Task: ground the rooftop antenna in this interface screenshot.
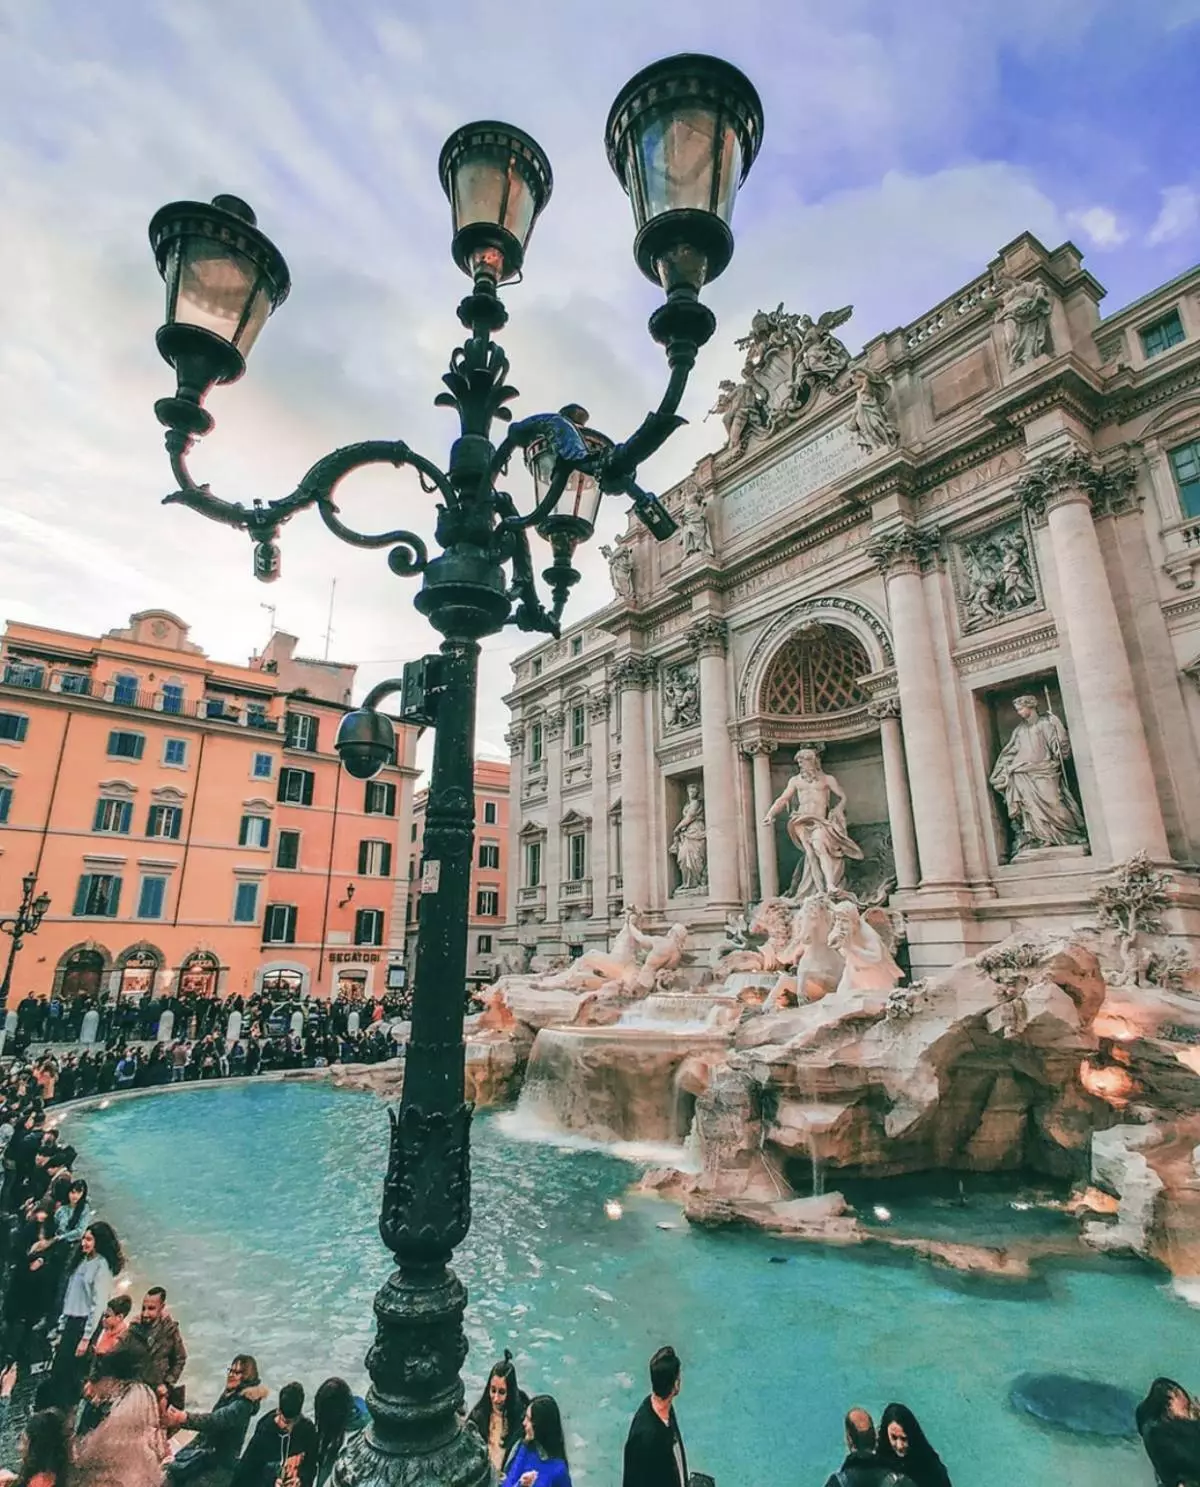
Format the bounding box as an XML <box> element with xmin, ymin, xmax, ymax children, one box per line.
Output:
<box><xmin>259</xmin><ymin>602</ymin><xmax>277</xmax><ymax>654</ymax></box>
<box><xmin>322</xmin><ymin>579</ymin><xmax>337</xmax><ymax>661</ymax></box>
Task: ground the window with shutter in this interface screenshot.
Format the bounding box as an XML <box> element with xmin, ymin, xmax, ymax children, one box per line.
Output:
<box><xmin>354</xmin><ymin>908</ymin><xmax>384</xmax><ymax>945</ymax></box>
<box><xmin>74</xmin><ymin>874</ymin><xmax>121</xmax><ymax>917</ymax></box>
<box><xmin>0</xmin><ymin>713</ymin><xmax>29</xmax><ymax>742</ymax></box>
<box><xmin>365</xmin><ymin>781</ymin><xmax>396</xmax><ymax>816</ymax></box>
<box><xmin>94</xmin><ymin>798</ymin><xmax>133</xmax><ymax>834</ymax></box>
<box><xmin>0</xmin><ymin>786</ymin><xmax>10</xmax><ymax>824</ymax></box>
<box><xmin>239</xmin><ymin>815</ymin><xmax>270</xmax><ymax>848</ymax></box>
<box><xmin>359</xmin><ymin>840</ymin><xmax>392</xmax><ymax>876</ymax></box>
<box><xmin>107</xmin><ymin>730</ymin><xmax>145</xmax><ymax>760</ymax></box>
<box><xmin>275</xmin><ymin>829</ymin><xmax>301</xmax><ymax>869</ymax></box>
<box><xmin>263</xmin><ymin>903</ymin><xmax>297</xmax><ymax>943</ymax></box>
<box><xmin>278</xmin><ymin>768</ymin><xmax>314</xmax><ymax>805</ymax></box>
<box><xmin>285</xmin><ymin>713</ymin><xmax>319</xmax><ymax>751</ymax></box>
<box><xmin>147</xmin><ymin>804</ymin><xmax>182</xmax><ymax>839</ymax></box>
<box><xmin>137</xmin><ymin>876</ymin><xmax>167</xmax><ymax>919</ymax></box>
<box><xmin>233</xmin><ymin>882</ymin><xmax>260</xmax><ymax>923</ymax></box>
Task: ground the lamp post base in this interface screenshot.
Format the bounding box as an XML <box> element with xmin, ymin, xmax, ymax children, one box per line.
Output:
<box><xmin>333</xmin><ymin>1418</ymin><xmax>490</xmax><ymax>1487</ymax></box>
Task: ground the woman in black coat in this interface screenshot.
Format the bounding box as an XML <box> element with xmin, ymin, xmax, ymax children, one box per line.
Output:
<box><xmin>1137</xmin><ymin>1377</ymin><xmax>1200</xmax><ymax>1487</ymax></box>
<box><xmin>164</xmin><ymin>1354</ymin><xmax>267</xmax><ymax>1486</ymax></box>
<box><xmin>874</xmin><ymin>1404</ymin><xmax>951</xmax><ymax>1487</ymax></box>
<box><xmin>466</xmin><ymin>1352</ymin><xmax>529</xmax><ymax>1479</ymax></box>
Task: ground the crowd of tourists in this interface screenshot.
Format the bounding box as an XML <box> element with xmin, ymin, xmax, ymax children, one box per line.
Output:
<box><xmin>10</xmin><ymin>989</ymin><xmax>411</xmax><ymax>1054</ymax></box>
<box><xmin>1</xmin><ymin>1038</ymin><xmax>1196</xmax><ymax>1486</ymax></box>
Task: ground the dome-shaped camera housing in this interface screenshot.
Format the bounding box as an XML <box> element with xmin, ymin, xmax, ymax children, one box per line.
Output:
<box><xmin>335</xmin><ymin>709</ymin><xmax>396</xmax><ymax>780</ymax></box>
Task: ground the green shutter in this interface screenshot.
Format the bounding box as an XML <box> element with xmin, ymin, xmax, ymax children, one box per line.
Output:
<box><xmin>74</xmin><ymin>876</ymin><xmax>91</xmax><ymax>915</ymax></box>
<box><xmin>302</xmin><ymin>772</ymin><xmax>314</xmax><ymax>806</ymax></box>
<box><xmin>381</xmin><ymin>842</ymin><xmax>392</xmax><ymax>877</ymax></box>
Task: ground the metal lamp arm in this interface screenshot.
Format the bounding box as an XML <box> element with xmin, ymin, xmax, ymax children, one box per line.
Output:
<box><xmin>161</xmin><ymin>436</ymin><xmax>448</xmax><ymax>579</ymax></box>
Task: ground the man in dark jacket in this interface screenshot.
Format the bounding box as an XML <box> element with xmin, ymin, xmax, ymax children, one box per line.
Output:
<box><xmin>234</xmin><ymin>1380</ymin><xmax>319</xmax><ymax>1487</ymax></box>
<box><xmin>622</xmin><ymin>1345</ymin><xmax>688</xmax><ymax>1487</ymax></box>
<box><xmin>824</xmin><ymin>1409</ymin><xmax>916</xmax><ymax>1487</ymax></box>
<box><xmin>130</xmin><ymin>1285</ymin><xmax>188</xmax><ymax>1402</ymax></box>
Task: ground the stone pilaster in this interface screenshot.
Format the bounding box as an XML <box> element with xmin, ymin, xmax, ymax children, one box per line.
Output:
<box><xmin>868</xmin><ymin>523</ymin><xmax>966</xmax><ymax>888</ymax></box>
<box><xmin>587</xmin><ymin>691</ymin><xmax>611</xmax><ymax>924</ymax></box>
<box><xmin>867</xmin><ymin>697</ymin><xmax>919</xmax><ymax>890</ymax></box>
<box><xmin>688</xmin><ymin>619</ymin><xmax>740</xmax><ymax>908</ymax></box>
<box><xmin>611</xmin><ymin>656</ymin><xmax>657</xmax><ymax>915</ymax></box>
<box><xmin>503</xmin><ymin>724</ymin><xmax>524</xmax><ymax>932</ymax></box>
<box><xmin>744</xmin><ymin>741</ymin><xmax>780</xmax><ymax>901</ymax></box>
<box><xmin>543</xmin><ymin>710</ymin><xmax>565</xmax><ymax>929</ymax></box>
<box><xmin>1016</xmin><ymin>448</ymin><xmax>1169</xmax><ymax>861</ymax></box>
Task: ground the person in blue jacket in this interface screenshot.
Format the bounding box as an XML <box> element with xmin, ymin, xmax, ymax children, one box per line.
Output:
<box><xmin>501</xmin><ymin>1395</ymin><xmax>572</xmax><ymax>1487</ymax></box>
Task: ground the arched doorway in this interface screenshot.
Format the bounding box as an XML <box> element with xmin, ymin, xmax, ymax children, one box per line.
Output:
<box><xmin>58</xmin><ymin>947</ymin><xmax>106</xmax><ymax>1003</ymax></box>
<box><xmin>179</xmin><ymin>951</ymin><xmax>221</xmax><ymax>998</ymax></box>
<box><xmin>115</xmin><ymin>944</ymin><xmax>162</xmax><ymax>1001</ymax></box>
<box><xmin>261</xmin><ymin>968</ymin><xmax>304</xmax><ymax>998</ymax></box>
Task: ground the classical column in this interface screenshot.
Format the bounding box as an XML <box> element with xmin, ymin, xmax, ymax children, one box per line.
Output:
<box><xmin>543</xmin><ymin>709</ymin><xmax>565</xmax><ymax>931</ymax></box>
<box><xmin>587</xmin><ymin>691</ymin><xmax>611</xmax><ymax>924</ymax></box>
<box><xmin>504</xmin><ymin>723</ymin><xmax>524</xmax><ymax>931</ymax></box>
<box><xmin>612</xmin><ymin>656</ymin><xmax>656</xmax><ymax>915</ymax></box>
<box><xmin>869</xmin><ymin>525</ymin><xmax>966</xmax><ymax>887</ymax></box>
<box><xmin>746</xmin><ymin>742</ymin><xmax>780</xmax><ymax>901</ymax></box>
<box><xmin>1017</xmin><ymin>450</ymin><xmax>1170</xmax><ymax>861</ymax></box>
<box><xmin>690</xmin><ymin>619</ymin><xmax>740</xmax><ymax>908</ymax></box>
<box><xmin>867</xmin><ymin>697</ymin><xmax>919</xmax><ymax>890</ymax></box>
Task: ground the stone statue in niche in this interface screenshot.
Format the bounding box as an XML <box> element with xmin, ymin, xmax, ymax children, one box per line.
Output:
<box><xmin>959</xmin><ymin>524</ymin><xmax>1038</xmax><ymax>629</ymax></box>
<box><xmin>599</xmin><ymin>542</ymin><xmax>635</xmax><ymax>601</ymax></box>
<box><xmin>763</xmin><ymin>747</ymin><xmax>865</xmax><ymax>897</ymax></box>
<box><xmin>847</xmin><ymin>367</ymin><xmax>899</xmax><ymax>454</ymax></box>
<box><xmin>995</xmin><ymin>273</ymin><xmax>1053</xmax><ymax>369</ymax></box>
<box><xmin>669</xmin><ymin>782</ymin><xmax>708</xmax><ymax>891</ymax></box>
<box><xmin>989</xmin><ymin>693</ymin><xmax>1088</xmax><ymax>854</ymax></box>
<box><xmin>680</xmin><ymin>486</ymin><xmax>715</xmax><ymax>559</ymax></box>
<box><xmin>661</xmin><ymin>662</ymin><xmax>699</xmax><ymax>732</ymax></box>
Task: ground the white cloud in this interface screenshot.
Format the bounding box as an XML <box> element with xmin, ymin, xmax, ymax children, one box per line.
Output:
<box><xmin>1067</xmin><ymin>205</ymin><xmax>1128</xmax><ymax>249</ymax></box>
<box><xmin>1147</xmin><ymin>185</ymin><xmax>1200</xmax><ymax>246</ymax></box>
<box><xmin>0</xmin><ymin>0</ymin><xmax>1180</xmax><ymax>775</ymax></box>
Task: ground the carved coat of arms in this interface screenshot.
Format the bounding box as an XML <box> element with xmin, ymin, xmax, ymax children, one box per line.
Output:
<box><xmin>709</xmin><ymin>303</ymin><xmax>854</xmax><ymax>454</ymax></box>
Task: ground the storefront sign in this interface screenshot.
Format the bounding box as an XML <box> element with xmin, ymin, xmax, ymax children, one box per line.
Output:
<box><xmin>329</xmin><ymin>951</ymin><xmax>381</xmax><ymax>963</ymax></box>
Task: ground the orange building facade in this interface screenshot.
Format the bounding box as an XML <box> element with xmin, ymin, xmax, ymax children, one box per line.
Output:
<box><xmin>406</xmin><ymin>760</ymin><xmax>510</xmax><ymax>985</ymax></box>
<box><xmin>0</xmin><ymin>610</ymin><xmax>418</xmax><ymax>1005</ymax></box>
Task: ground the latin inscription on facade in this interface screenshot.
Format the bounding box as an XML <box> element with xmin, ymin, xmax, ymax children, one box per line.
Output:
<box><xmin>722</xmin><ymin>423</ymin><xmax>867</xmax><ymax>539</ymax></box>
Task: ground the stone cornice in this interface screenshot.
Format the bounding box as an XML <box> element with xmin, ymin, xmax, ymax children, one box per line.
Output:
<box><xmin>688</xmin><ymin>618</ymin><xmax>729</xmax><ymax>657</ymax></box>
<box><xmin>1106</xmin><ymin>357</ymin><xmax>1200</xmax><ymax>425</ymax></box>
<box><xmin>611</xmin><ymin>655</ymin><xmax>658</xmax><ymax>691</ymax></box>
<box><xmin>994</xmin><ymin>359</ymin><xmax>1106</xmax><ymax>432</ymax></box>
<box><xmin>867</xmin><ymin>523</ymin><xmax>943</xmax><ymax>577</ymax></box>
<box><xmin>951</xmin><ymin>619</ymin><xmax>1059</xmax><ymax>676</ymax></box>
<box><xmin>914</xmin><ymin>428</ymin><xmax>1026</xmax><ymax>495</ymax></box>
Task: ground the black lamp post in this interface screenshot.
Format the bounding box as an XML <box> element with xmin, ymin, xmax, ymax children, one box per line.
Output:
<box><xmin>146</xmin><ymin>52</ymin><xmax>761</xmax><ymax>1487</ymax></box>
<box><xmin>0</xmin><ymin>871</ymin><xmax>52</xmax><ymax>1036</ymax></box>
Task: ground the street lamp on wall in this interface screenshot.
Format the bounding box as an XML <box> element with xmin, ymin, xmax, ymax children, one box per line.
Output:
<box><xmin>146</xmin><ymin>51</ymin><xmax>761</xmax><ymax>1487</ymax></box>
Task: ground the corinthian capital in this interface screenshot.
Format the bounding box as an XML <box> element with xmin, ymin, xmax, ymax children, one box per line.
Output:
<box><xmin>586</xmin><ymin>690</ymin><xmax>612</xmax><ymax>720</ymax></box>
<box><xmin>1020</xmin><ymin>449</ymin><xmax>1142</xmax><ymax>520</ymax></box>
<box><xmin>611</xmin><ymin>654</ymin><xmax>658</xmax><ymax>691</ymax></box>
<box><xmin>504</xmin><ymin>723</ymin><xmax>525</xmax><ymax>754</ymax></box>
<box><xmin>688</xmin><ymin>617</ymin><xmax>729</xmax><ymax>657</ymax></box>
<box><xmin>867</xmin><ymin>523</ymin><xmax>942</xmax><ymax>577</ymax></box>
<box><xmin>544</xmin><ymin>709</ymin><xmax>566</xmax><ymax>740</ymax></box>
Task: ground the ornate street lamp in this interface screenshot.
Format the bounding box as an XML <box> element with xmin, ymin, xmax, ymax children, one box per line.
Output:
<box><xmin>146</xmin><ymin>52</ymin><xmax>761</xmax><ymax>1487</ymax></box>
<box><xmin>0</xmin><ymin>871</ymin><xmax>52</xmax><ymax>1039</ymax></box>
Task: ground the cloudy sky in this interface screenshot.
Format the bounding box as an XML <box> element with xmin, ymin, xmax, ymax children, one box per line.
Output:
<box><xmin>1</xmin><ymin>0</ymin><xmax>1197</xmax><ymax>771</ymax></box>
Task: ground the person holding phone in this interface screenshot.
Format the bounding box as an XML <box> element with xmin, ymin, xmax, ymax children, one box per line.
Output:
<box><xmin>500</xmin><ymin>1395</ymin><xmax>571</xmax><ymax>1487</ymax></box>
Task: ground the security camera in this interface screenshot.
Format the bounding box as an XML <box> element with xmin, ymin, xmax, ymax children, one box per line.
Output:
<box><xmin>335</xmin><ymin>709</ymin><xmax>396</xmax><ymax>779</ymax></box>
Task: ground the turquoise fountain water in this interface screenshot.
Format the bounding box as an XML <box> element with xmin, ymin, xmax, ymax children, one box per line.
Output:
<box><xmin>66</xmin><ymin>1081</ymin><xmax>1194</xmax><ymax>1486</ymax></box>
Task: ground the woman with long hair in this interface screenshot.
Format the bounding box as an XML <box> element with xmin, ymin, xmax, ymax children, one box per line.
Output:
<box><xmin>467</xmin><ymin>1354</ymin><xmax>528</xmax><ymax>1478</ymax></box>
<box><xmin>500</xmin><ymin>1395</ymin><xmax>571</xmax><ymax>1487</ymax></box>
<box><xmin>312</xmin><ymin>1377</ymin><xmax>368</xmax><ymax>1486</ymax></box>
<box><xmin>874</xmin><ymin>1403</ymin><xmax>951</xmax><ymax>1487</ymax></box>
<box><xmin>45</xmin><ymin>1223</ymin><xmax>123</xmax><ymax>1410</ymax></box>
<box><xmin>1137</xmin><ymin>1377</ymin><xmax>1200</xmax><ymax>1487</ymax></box>
<box><xmin>4</xmin><ymin>1406</ymin><xmax>72</xmax><ymax>1486</ymax></box>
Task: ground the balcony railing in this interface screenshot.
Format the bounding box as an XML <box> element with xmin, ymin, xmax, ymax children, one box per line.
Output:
<box><xmin>0</xmin><ymin>665</ymin><xmax>280</xmax><ymax>730</ymax></box>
